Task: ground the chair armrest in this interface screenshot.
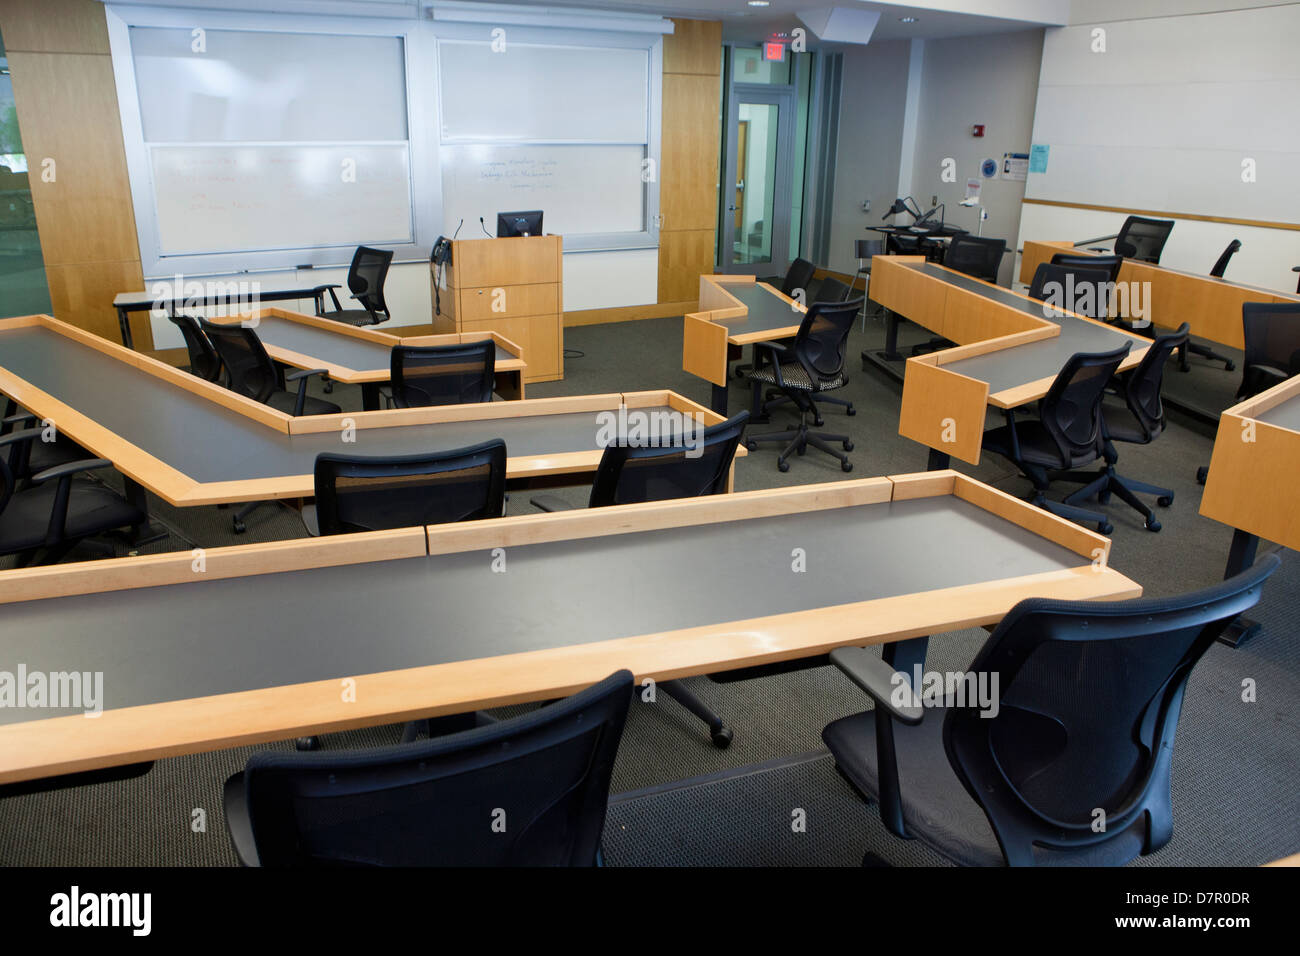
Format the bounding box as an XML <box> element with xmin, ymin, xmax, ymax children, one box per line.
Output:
<box><xmin>285</xmin><ymin>368</ymin><xmax>329</xmax><ymax>417</ymax></box>
<box><xmin>530</xmin><ymin>494</ymin><xmax>576</xmax><ymax>513</ymax></box>
<box><xmin>31</xmin><ymin>458</ymin><xmax>113</xmax><ymax>484</ymax></box>
<box><xmin>0</xmin><ymin>427</ymin><xmax>42</xmax><ymax>449</ymax></box>
<box><xmin>752</xmin><ymin>342</ymin><xmax>789</xmax><ymax>387</ymax></box>
<box><xmin>2</xmin><ymin>411</ymin><xmax>36</xmax><ymax>426</ymax></box>
<box><xmin>829</xmin><ymin>647</ymin><xmax>924</xmax><ymax>725</ymax></box>
<box><xmin>285</xmin><ymin>367</ymin><xmax>330</xmax><ymax>383</ymax></box>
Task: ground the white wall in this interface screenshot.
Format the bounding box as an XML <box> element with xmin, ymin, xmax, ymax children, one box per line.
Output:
<box><xmin>826</xmin><ymin>39</ymin><xmax>911</xmax><ymax>275</ymax></box>
<box><xmin>1018</xmin><ymin>4</ymin><xmax>1300</xmax><ymax>293</ymax></box>
<box><xmin>908</xmin><ymin>29</ymin><xmax>1044</xmax><ymax>286</ymax></box>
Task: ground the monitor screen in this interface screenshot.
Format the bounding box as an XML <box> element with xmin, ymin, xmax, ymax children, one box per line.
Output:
<box><xmin>497</xmin><ymin>210</ymin><xmax>543</xmax><ymax>238</ymax></box>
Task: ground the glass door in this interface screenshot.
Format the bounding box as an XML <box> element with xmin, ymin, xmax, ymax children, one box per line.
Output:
<box><xmin>720</xmin><ymin>88</ymin><xmax>795</xmax><ymax>275</ymax></box>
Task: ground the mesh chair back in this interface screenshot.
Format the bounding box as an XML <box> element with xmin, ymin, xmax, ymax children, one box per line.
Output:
<box><xmin>815</xmin><ymin>276</ymin><xmax>853</xmax><ymax>303</ymax></box>
<box><xmin>944</xmin><ymin>235</ymin><xmax>1005</xmax><ymax>282</ymax></box>
<box><xmin>792</xmin><ymin>297</ymin><xmax>864</xmax><ymax>386</ymax></box>
<box><xmin>781</xmin><ymin>257</ymin><xmax>817</xmax><ymax>298</ymax></box>
<box><xmin>1038</xmin><ymin>344</ymin><xmax>1131</xmax><ymax>464</ymax></box>
<box><xmin>168</xmin><ymin>314</ymin><xmax>223</xmax><ymax>382</ymax></box>
<box><xmin>0</xmin><ymin>448</ymin><xmax>14</xmax><ymax>516</ymax></box>
<box><xmin>944</xmin><ymin>555</ymin><xmax>1278</xmax><ymax>866</ymax></box>
<box><xmin>313</xmin><ymin>440</ymin><xmax>506</xmax><ymax>534</ymax></box>
<box><xmin>200</xmin><ymin>319</ymin><xmax>278</xmax><ymax>404</ymax></box>
<box><xmin>347</xmin><ymin>245</ymin><xmax>393</xmax><ymax>318</ymax></box>
<box><xmin>241</xmin><ymin>669</ymin><xmax>633</xmax><ymax>866</ymax></box>
<box><xmin>1050</xmin><ymin>252</ymin><xmax>1123</xmax><ymax>284</ymax></box>
<box><xmin>1240</xmin><ymin>302</ymin><xmax>1300</xmax><ymax>399</ymax></box>
<box><xmin>589</xmin><ymin>411</ymin><xmax>747</xmax><ymax>507</ymax></box>
<box><xmin>390</xmin><ymin>341</ymin><xmax>495</xmax><ymax>408</ymax></box>
<box><xmin>1028</xmin><ymin>263</ymin><xmax>1114</xmax><ymax>320</ymax></box>
<box><xmin>1116</xmin><ymin>323</ymin><xmax>1188</xmax><ymax>442</ymax></box>
<box><xmin>1210</xmin><ymin>239</ymin><xmax>1241</xmax><ymax>278</ymax></box>
<box><xmin>1114</xmin><ymin>216</ymin><xmax>1173</xmax><ymax>263</ymax></box>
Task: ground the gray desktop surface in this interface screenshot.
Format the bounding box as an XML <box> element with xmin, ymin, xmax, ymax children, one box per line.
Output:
<box><xmin>112</xmin><ymin>284</ymin><xmax>329</xmax><ymax>310</ymax></box>
<box><xmin>939</xmin><ymin>318</ymin><xmax>1135</xmax><ymax>392</ymax></box>
<box><xmin>905</xmin><ymin>261</ymin><xmax>1047</xmax><ymax>318</ymax></box>
<box><xmin>0</xmin><ymin>326</ymin><xmax>627</xmax><ymax>483</ymax></box>
<box><xmin>1253</xmin><ymin>393</ymin><xmax>1300</xmax><ymax>433</ymax></box>
<box><xmin>254</xmin><ymin>316</ymin><xmax>515</xmax><ymax>372</ymax></box>
<box><xmin>714</xmin><ymin>283</ymin><xmax>805</xmax><ymax>336</ymax></box>
<box><xmin>0</xmin><ymin>496</ymin><xmax>1081</xmax><ymax>724</ymax></box>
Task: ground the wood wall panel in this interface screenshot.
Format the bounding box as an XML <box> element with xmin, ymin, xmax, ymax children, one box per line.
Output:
<box><xmin>0</xmin><ymin>0</ymin><xmax>149</xmax><ymax>348</ymax></box>
<box><xmin>658</xmin><ymin>228</ymin><xmax>716</xmax><ymax>303</ymax></box>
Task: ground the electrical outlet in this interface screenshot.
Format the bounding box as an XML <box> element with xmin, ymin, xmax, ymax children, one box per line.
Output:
<box><xmin>930</xmin><ymin>195</ymin><xmax>938</xmax><ymax>207</ymax></box>
<box><xmin>862</xmin><ymin>199</ymin><xmax>871</xmax><ymax>212</ymax></box>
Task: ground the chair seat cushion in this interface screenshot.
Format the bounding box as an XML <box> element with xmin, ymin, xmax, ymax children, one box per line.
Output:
<box><xmin>824</xmin><ymin>697</ymin><xmax>1147</xmax><ymax>867</ymax></box>
<box><xmin>983</xmin><ymin>421</ymin><xmax>1099</xmax><ymax>470</ymax></box>
<box><xmin>749</xmin><ymin>361</ymin><xmax>843</xmax><ymax>392</ymax></box>
<box><xmin>266</xmin><ymin>391</ymin><xmax>342</xmax><ymax>417</ymax></box>
<box><xmin>0</xmin><ymin>478</ymin><xmax>145</xmax><ymax>555</ymax></box>
<box><xmin>319</xmin><ymin>309</ymin><xmax>386</xmax><ymax>327</ymax></box>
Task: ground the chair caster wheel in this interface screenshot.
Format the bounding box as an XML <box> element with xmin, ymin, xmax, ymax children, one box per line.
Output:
<box><xmin>843</xmin><ymin>440</ymin><xmax>854</xmax><ymax>451</ymax></box>
<box><xmin>846</xmin><ymin>405</ymin><xmax>856</xmax><ymax>416</ymax></box>
<box><xmin>841</xmin><ymin>460</ymin><xmax>853</xmax><ymax>472</ymax></box>
<box><xmin>1098</xmin><ymin>521</ymin><xmax>1113</xmax><ymax>535</ymax></box>
<box><xmin>745</xmin><ymin>440</ymin><xmax>757</xmax><ymax>451</ymax></box>
<box><xmin>1145</xmin><ymin>518</ymin><xmax>1162</xmax><ymax>532</ymax></box>
<box><xmin>1157</xmin><ymin>494</ymin><xmax>1173</xmax><ymax>507</ymax></box>
<box><xmin>778</xmin><ymin>459</ymin><xmax>790</xmax><ymax>473</ymax></box>
<box><xmin>1225</xmin><ymin>361</ymin><xmax>1236</xmax><ymax>372</ymax></box>
<box><xmin>295</xmin><ymin>736</ymin><xmax>320</xmax><ymax>751</ymax></box>
<box><xmin>1195</xmin><ymin>466</ymin><xmax>1209</xmax><ymax>485</ymax></box>
<box><xmin>322</xmin><ymin>381</ymin><xmax>333</xmax><ymax>394</ymax></box>
<box><xmin>232</xmin><ymin>518</ymin><xmax>247</xmax><ymax>534</ymax></box>
<box><xmin>710</xmin><ymin>727</ymin><xmax>734</xmax><ymax>749</ymax></box>
<box><xmin>813</xmin><ymin>417</ymin><xmax>825</xmax><ymax>427</ymax></box>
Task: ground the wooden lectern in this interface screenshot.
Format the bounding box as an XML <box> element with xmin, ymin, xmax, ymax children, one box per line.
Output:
<box><xmin>431</xmin><ymin>235</ymin><xmax>563</xmax><ymax>383</ymax></box>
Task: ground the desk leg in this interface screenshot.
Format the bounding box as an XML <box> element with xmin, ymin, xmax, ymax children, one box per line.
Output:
<box><xmin>361</xmin><ymin>383</ymin><xmax>382</xmax><ymax>412</ymax></box>
<box><xmin>749</xmin><ymin>377</ymin><xmax>770</xmax><ymax>423</ymax></box>
<box><xmin>710</xmin><ymin>383</ymin><xmax>729</xmax><ymax>417</ymax></box>
<box><xmin>1219</xmin><ymin>528</ymin><xmax>1263</xmax><ymax>647</ymax></box>
<box><xmin>123</xmin><ymin>477</ymin><xmax>168</xmax><ymax>548</ymax></box>
<box><xmin>117</xmin><ymin>307</ymin><xmax>134</xmax><ymax>350</ymax></box>
<box><xmin>875</xmin><ymin>635</ymin><xmax>930</xmax><ymax>838</ymax></box>
<box><xmin>927</xmin><ymin>449</ymin><xmax>950</xmax><ymax>471</ymax></box>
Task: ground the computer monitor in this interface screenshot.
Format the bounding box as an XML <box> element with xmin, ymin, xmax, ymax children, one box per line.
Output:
<box><xmin>497</xmin><ymin>210</ymin><xmax>543</xmax><ymax>238</ymax></box>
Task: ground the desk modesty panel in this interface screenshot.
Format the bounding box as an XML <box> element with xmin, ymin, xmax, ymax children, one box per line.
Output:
<box><xmin>0</xmin><ymin>472</ymin><xmax>1140</xmax><ymax>783</ymax></box>
<box><xmin>0</xmin><ymin>316</ymin><xmax>725</xmax><ymax>506</ymax></box>
<box><xmin>1201</xmin><ymin>375</ymin><xmax>1300</xmax><ymax>553</ymax></box>
<box><xmin>868</xmin><ymin>256</ymin><xmax>1150</xmax><ymax>466</ymax></box>
<box><xmin>1019</xmin><ymin>240</ymin><xmax>1300</xmax><ymax>349</ymax></box>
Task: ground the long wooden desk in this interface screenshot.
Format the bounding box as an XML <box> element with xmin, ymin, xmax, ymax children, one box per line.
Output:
<box><xmin>0</xmin><ymin>315</ymin><xmax>726</xmax><ymax>508</ymax></box>
<box><xmin>1019</xmin><ymin>240</ymin><xmax>1300</xmax><ymax>350</ymax></box>
<box><xmin>684</xmin><ymin>274</ymin><xmax>807</xmax><ymax>416</ymax></box>
<box><xmin>0</xmin><ymin>471</ymin><xmax>1140</xmax><ymax>784</ymax></box>
<box><xmin>113</xmin><ymin>282</ymin><xmax>337</xmax><ymax>351</ymax></box>
<box><xmin>869</xmin><ymin>256</ymin><xmax>1149</xmax><ymax>468</ymax></box>
<box><xmin>206</xmin><ymin>308</ymin><xmax>527</xmax><ymax>410</ymax></box>
<box><xmin>1200</xmin><ymin>375</ymin><xmax>1300</xmax><ymax>645</ymax></box>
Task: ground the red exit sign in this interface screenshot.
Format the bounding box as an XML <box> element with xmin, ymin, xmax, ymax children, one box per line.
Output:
<box><xmin>763</xmin><ymin>41</ymin><xmax>786</xmax><ymax>62</ymax></box>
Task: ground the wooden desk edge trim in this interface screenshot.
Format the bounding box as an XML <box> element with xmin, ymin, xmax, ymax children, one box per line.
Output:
<box><xmin>284</xmin><ymin>392</ymin><xmax>625</xmax><ymax>434</ymax></box>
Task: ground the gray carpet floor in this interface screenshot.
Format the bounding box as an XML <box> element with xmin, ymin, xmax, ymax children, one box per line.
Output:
<box><xmin>1</xmin><ymin>287</ymin><xmax>1297</xmax><ymax>866</ymax></box>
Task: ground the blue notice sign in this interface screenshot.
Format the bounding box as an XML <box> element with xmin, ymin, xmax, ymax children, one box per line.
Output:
<box><xmin>1029</xmin><ymin>144</ymin><xmax>1050</xmax><ymax>174</ymax></box>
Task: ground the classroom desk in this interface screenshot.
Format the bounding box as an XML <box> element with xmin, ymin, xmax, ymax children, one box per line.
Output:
<box><xmin>684</xmin><ymin>274</ymin><xmax>806</xmax><ymax>416</ymax></box>
<box><xmin>0</xmin><ymin>315</ymin><xmax>727</xmax><ymax>508</ymax></box>
<box><xmin>112</xmin><ymin>283</ymin><xmax>337</xmax><ymax>351</ymax></box>
<box><xmin>1200</xmin><ymin>375</ymin><xmax>1300</xmax><ymax>645</ymax></box>
<box><xmin>206</xmin><ymin>308</ymin><xmax>527</xmax><ymax>410</ymax></box>
<box><xmin>869</xmin><ymin>256</ymin><xmax>1149</xmax><ymax>469</ymax></box>
<box><xmin>0</xmin><ymin>471</ymin><xmax>1140</xmax><ymax>785</ymax></box>
<box><xmin>1019</xmin><ymin>240</ymin><xmax>1300</xmax><ymax>350</ymax></box>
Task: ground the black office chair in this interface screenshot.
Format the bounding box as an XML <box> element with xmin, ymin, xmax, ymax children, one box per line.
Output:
<box><xmin>1196</xmin><ymin>302</ymin><xmax>1300</xmax><ymax>484</ymax></box>
<box><xmin>1063</xmin><ymin>324</ymin><xmax>1188</xmax><ymax>532</ymax></box>
<box><xmin>1050</xmin><ymin>252</ymin><xmax>1123</xmax><ymax>283</ymax></box>
<box><xmin>745</xmin><ymin>298</ymin><xmax>862</xmax><ymax>473</ymax></box>
<box><xmin>531</xmin><ymin>412</ymin><xmax>748</xmax><ymax>749</ymax></box>
<box><xmin>1176</xmin><ymin>241</ymin><xmax>1241</xmax><ymax>373</ymax></box>
<box><xmin>318</xmin><ymin>245</ymin><xmax>393</xmax><ymax>327</ymax></box>
<box><xmin>223</xmin><ymin>669</ymin><xmax>633</xmax><ymax>866</ymax></box>
<box><xmin>1027</xmin><ymin>262</ymin><xmax>1113</xmax><ymax>320</ymax></box>
<box><xmin>815</xmin><ymin>276</ymin><xmax>853</xmax><ymax>303</ymax></box>
<box><xmin>307</xmin><ymin>440</ymin><xmax>507</xmax><ymax>536</ymax></box>
<box><xmin>168</xmin><ymin>314</ymin><xmax>224</xmax><ymax>384</ymax></box>
<box><xmin>1090</xmin><ymin>215</ymin><xmax>1173</xmax><ymax>264</ymax></box>
<box><xmin>982</xmin><ymin>343</ymin><xmax>1132</xmax><ymax>534</ymax></box>
<box><xmin>737</xmin><ymin>258</ymin><xmax>819</xmax><ymax>380</ymax></box>
<box><xmin>944</xmin><ymin>234</ymin><xmax>1006</xmax><ymax>283</ymax></box>
<box><xmin>1</xmin><ymin>400</ymin><xmax>91</xmax><ymax>486</ymax></box>
<box><xmin>200</xmin><ymin>319</ymin><xmax>340</xmax><ymax>418</ymax></box>
<box><xmin>823</xmin><ymin>555</ymin><xmax>1279</xmax><ymax>866</ymax></box>
<box><xmin>0</xmin><ymin>428</ymin><xmax>146</xmax><ymax>566</ymax></box>
<box><xmin>390</xmin><ymin>341</ymin><xmax>495</xmax><ymax>408</ymax></box>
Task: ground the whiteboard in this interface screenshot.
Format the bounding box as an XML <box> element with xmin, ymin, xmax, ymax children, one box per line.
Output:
<box><xmin>150</xmin><ymin>144</ymin><xmax>413</xmax><ymax>255</ymax></box>
<box><xmin>438</xmin><ymin>41</ymin><xmax>648</xmax><ymax>143</ymax></box>
<box><xmin>440</xmin><ymin>144</ymin><xmax>645</xmax><ymax>236</ymax></box>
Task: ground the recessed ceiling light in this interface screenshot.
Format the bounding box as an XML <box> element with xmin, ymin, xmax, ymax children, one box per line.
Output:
<box><xmin>899</xmin><ymin>16</ymin><xmax>918</xmax><ymax>23</ymax></box>
<box><xmin>748</xmin><ymin>1</ymin><xmax>770</xmax><ymax>7</ymax></box>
